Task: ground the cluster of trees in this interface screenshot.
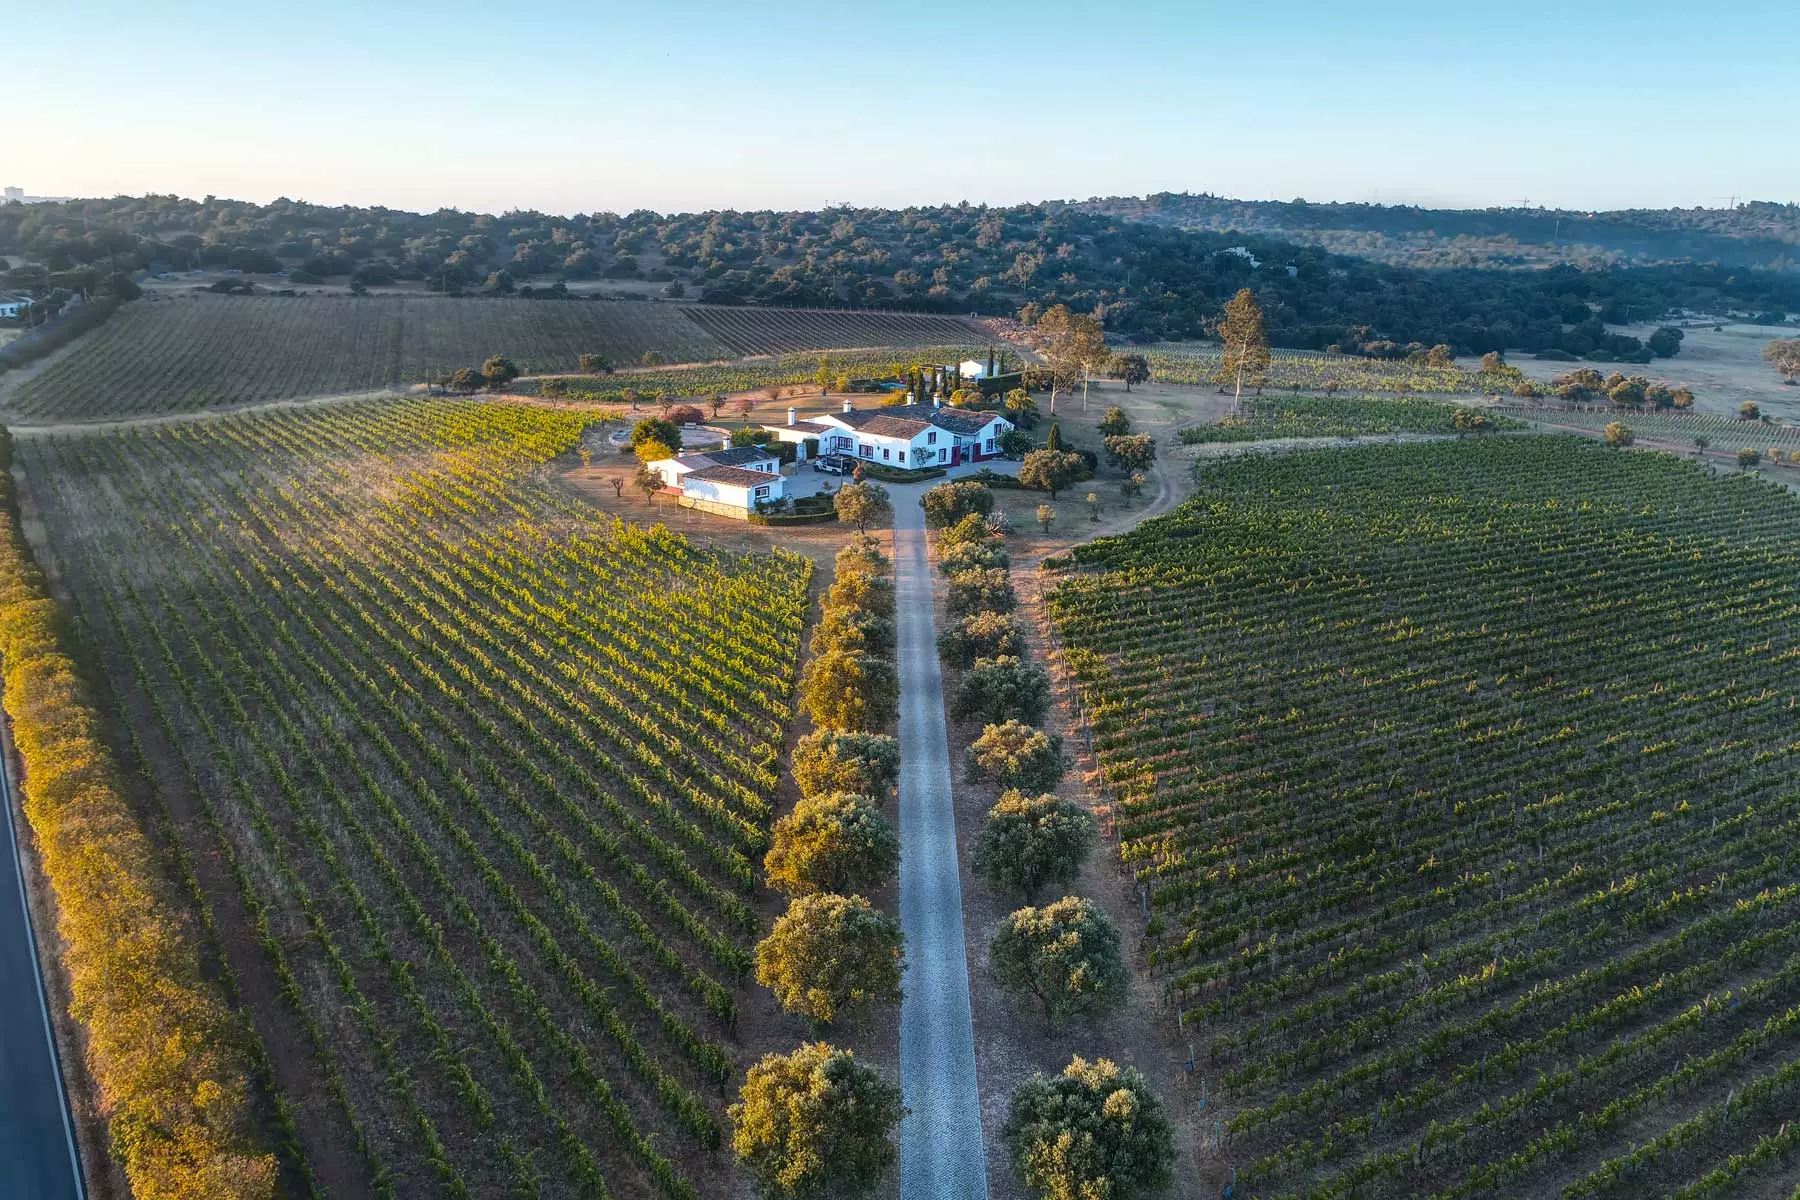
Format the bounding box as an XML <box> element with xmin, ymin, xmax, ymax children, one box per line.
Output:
<box><xmin>1549</xmin><ymin>368</ymin><xmax>1696</xmax><ymax>409</ymax></box>
<box><xmin>734</xmin><ymin>539</ymin><xmax>910</xmax><ymax>1197</ymax></box>
<box><xmin>1078</xmin><ymin>192</ymin><xmax>1800</xmax><ymax>272</ymax></box>
<box><xmin>7</xmin><ymin>194</ymin><xmax>1796</xmax><ymax>356</ymax></box>
<box><xmin>920</xmin><ymin>481</ymin><xmax>1176</xmax><ymax>1199</ymax></box>
<box><xmin>0</xmin><ymin>432</ymin><xmax>277</xmax><ymax>1198</ymax></box>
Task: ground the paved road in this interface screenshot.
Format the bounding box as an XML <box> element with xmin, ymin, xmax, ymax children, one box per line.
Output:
<box><xmin>892</xmin><ymin>486</ymin><xmax>990</xmax><ymax>1200</ymax></box>
<box><xmin>0</xmin><ymin>729</ymin><xmax>86</xmax><ymax>1200</ymax></box>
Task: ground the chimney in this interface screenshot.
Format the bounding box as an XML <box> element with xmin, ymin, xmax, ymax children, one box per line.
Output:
<box><xmin>842</xmin><ymin>398</ymin><xmax>853</xmax><ymax>413</ymax></box>
<box><xmin>787</xmin><ymin>407</ymin><xmax>796</xmax><ymax>426</ymax></box>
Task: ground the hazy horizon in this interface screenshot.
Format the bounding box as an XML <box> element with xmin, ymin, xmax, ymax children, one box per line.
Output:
<box><xmin>12</xmin><ymin>0</ymin><xmax>1797</xmax><ymax>217</ymax></box>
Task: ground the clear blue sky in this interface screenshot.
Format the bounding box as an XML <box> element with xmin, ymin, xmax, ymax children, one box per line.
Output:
<box><xmin>11</xmin><ymin>0</ymin><xmax>1795</xmax><ymax>215</ymax></box>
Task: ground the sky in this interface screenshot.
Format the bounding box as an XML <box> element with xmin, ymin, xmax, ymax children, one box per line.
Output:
<box><xmin>9</xmin><ymin>0</ymin><xmax>1797</xmax><ymax>217</ymax></box>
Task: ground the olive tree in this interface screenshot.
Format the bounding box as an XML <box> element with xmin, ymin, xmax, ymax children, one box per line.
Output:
<box><xmin>755</xmin><ymin>894</ymin><xmax>904</xmax><ymax>1026</ymax></box>
<box><xmin>966</xmin><ymin>724</ymin><xmax>1068</xmax><ymax>794</ymax></box>
<box><xmin>800</xmin><ymin>651</ymin><xmax>898</xmax><ymax>732</ymax></box>
<box><xmin>833</xmin><ymin>482</ymin><xmax>893</xmax><ymax>533</ymax></box>
<box><xmin>945</xmin><ymin>568</ymin><xmax>1016</xmax><ymax>618</ymax></box>
<box><xmin>938</xmin><ymin>612</ymin><xmax>1024</xmax><ymax>668</ymax></box>
<box><xmin>952</xmin><ymin>656</ymin><xmax>1050</xmax><ymax>725</ymax></box>
<box><xmin>990</xmin><ymin>896</ymin><xmax>1129</xmax><ymax>1025</ymax></box>
<box><xmin>791</xmin><ymin>731</ymin><xmax>901</xmax><ymax>799</ymax></box>
<box><xmin>732</xmin><ymin>1043</ymin><xmax>903</xmax><ymax>1199</ymax></box>
<box><xmin>765</xmin><ymin>793</ymin><xmax>899</xmax><ymax>897</ymax></box>
<box><xmin>921</xmin><ymin>480</ymin><xmax>994</xmax><ymax>528</ymax></box>
<box><xmin>1003</xmin><ymin>1058</ymin><xmax>1175</xmax><ymax>1200</ymax></box>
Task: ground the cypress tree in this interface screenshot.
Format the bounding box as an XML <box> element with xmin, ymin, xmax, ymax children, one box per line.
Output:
<box><xmin>1045</xmin><ymin>423</ymin><xmax>1063</xmax><ymax>452</ymax></box>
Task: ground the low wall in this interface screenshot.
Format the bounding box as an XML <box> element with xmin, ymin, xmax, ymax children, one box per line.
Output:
<box><xmin>678</xmin><ymin>495</ymin><xmax>751</xmax><ymax>521</ymax></box>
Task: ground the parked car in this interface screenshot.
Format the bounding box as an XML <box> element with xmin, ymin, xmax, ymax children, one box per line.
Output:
<box><xmin>814</xmin><ymin>454</ymin><xmax>855</xmax><ymax>475</ymax></box>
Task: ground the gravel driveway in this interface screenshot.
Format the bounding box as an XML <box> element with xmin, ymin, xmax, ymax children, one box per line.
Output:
<box><xmin>891</xmin><ymin>481</ymin><xmax>990</xmax><ymax>1200</ymax></box>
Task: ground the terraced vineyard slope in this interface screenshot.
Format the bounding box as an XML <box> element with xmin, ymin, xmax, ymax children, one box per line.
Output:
<box><xmin>17</xmin><ymin>398</ymin><xmax>811</xmax><ymax>1199</ymax></box>
<box><xmin>1046</xmin><ymin>438</ymin><xmax>1800</xmax><ymax>1198</ymax></box>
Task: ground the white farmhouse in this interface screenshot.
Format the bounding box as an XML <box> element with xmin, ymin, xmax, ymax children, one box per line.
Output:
<box><xmin>648</xmin><ymin>445</ymin><xmax>781</xmax><ymax>490</ymax></box>
<box><xmin>811</xmin><ymin>400</ymin><xmax>1013</xmax><ymax>468</ymax></box>
<box><xmin>0</xmin><ymin>294</ymin><xmax>31</xmax><ymax>320</ymax></box>
<box><xmin>680</xmin><ymin>464</ymin><xmax>785</xmax><ymax>512</ymax></box>
<box><xmin>761</xmin><ymin>409</ymin><xmax>832</xmax><ymax>461</ymax></box>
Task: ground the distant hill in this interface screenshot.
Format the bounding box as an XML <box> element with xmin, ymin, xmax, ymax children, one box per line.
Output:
<box><xmin>1075</xmin><ymin>194</ymin><xmax>1800</xmax><ymax>271</ymax></box>
<box><xmin>5</xmin><ymin>194</ymin><xmax>1799</xmax><ymax>356</ymax></box>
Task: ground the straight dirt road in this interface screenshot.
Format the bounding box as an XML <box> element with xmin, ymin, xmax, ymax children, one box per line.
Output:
<box><xmin>0</xmin><ymin>739</ymin><xmax>85</xmax><ymax>1200</ymax></box>
<box><xmin>892</xmin><ymin>486</ymin><xmax>989</xmax><ymax>1200</ymax></box>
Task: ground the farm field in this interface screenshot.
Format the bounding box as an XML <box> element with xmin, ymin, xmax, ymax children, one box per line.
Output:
<box><xmin>1046</xmin><ymin>438</ymin><xmax>1800</xmax><ymax>1198</ymax></box>
<box><xmin>17</xmin><ymin>397</ymin><xmax>811</xmax><ymax>1198</ymax></box>
<box><xmin>524</xmin><ymin>344</ymin><xmax>988</xmax><ymax>405</ymax></box>
<box><xmin>0</xmin><ymin>295</ymin><xmax>983</xmax><ymax>423</ymax></box>
<box><xmin>1178</xmin><ymin>394</ymin><xmax>1524</xmax><ymax>443</ymax></box>
<box><xmin>677</xmin><ymin>305</ymin><xmax>981</xmax><ymax>356</ymax></box>
<box><xmin>1143</xmin><ymin>343</ymin><xmax>1497</xmax><ymax>396</ymax></box>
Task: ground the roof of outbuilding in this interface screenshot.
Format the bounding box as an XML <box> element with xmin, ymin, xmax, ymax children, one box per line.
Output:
<box><xmin>699</xmin><ymin>445</ymin><xmax>778</xmax><ymax>466</ymax></box>
<box><xmin>764</xmin><ymin>420</ymin><xmax>830</xmax><ymax>434</ymax></box>
<box><xmin>685</xmin><ymin>465</ymin><xmax>781</xmax><ymax>487</ymax></box>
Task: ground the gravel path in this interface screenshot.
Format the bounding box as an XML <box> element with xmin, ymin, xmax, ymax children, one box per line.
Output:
<box><xmin>892</xmin><ymin>486</ymin><xmax>990</xmax><ymax>1200</ymax></box>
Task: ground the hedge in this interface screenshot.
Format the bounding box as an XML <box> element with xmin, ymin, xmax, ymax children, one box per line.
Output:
<box><xmin>0</xmin><ymin>429</ymin><xmax>276</xmax><ymax>1199</ymax></box>
<box><xmin>857</xmin><ymin>462</ymin><xmax>947</xmax><ymax>483</ymax></box>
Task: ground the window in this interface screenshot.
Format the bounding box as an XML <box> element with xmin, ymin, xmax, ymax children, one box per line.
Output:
<box><xmin>898</xmin><ymin>450</ymin><xmax>906</xmax><ymax>463</ymax></box>
<box><xmin>860</xmin><ymin>445</ymin><xmax>873</xmax><ymax>459</ymax></box>
<box><xmin>941</xmin><ymin>448</ymin><xmax>950</xmax><ymax>462</ymax></box>
<box><xmin>755</xmin><ymin>486</ymin><xmax>770</xmax><ymax>499</ymax></box>
<box><xmin>882</xmin><ymin>447</ymin><xmax>891</xmax><ymax>461</ymax></box>
<box><xmin>927</xmin><ymin>431</ymin><xmax>937</xmax><ymax>444</ymax></box>
<box><xmin>985</xmin><ymin>438</ymin><xmax>994</xmax><ymax>451</ymax></box>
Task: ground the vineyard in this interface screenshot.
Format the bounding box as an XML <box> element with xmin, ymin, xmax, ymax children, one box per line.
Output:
<box><xmin>1</xmin><ymin>295</ymin><xmax>983</xmax><ymax>423</ymax></box>
<box><xmin>1502</xmin><ymin>405</ymin><xmax>1800</xmax><ymax>447</ymax></box>
<box><xmin>520</xmin><ymin>345</ymin><xmax>986</xmax><ymax>404</ymax></box>
<box><xmin>1178</xmin><ymin>395</ymin><xmax>1525</xmax><ymax>443</ymax></box>
<box><xmin>1144</xmin><ymin>344</ymin><xmax>1493</xmax><ymax>396</ymax></box>
<box><xmin>1046</xmin><ymin>438</ymin><xmax>1800</xmax><ymax>1198</ymax></box>
<box><xmin>677</xmin><ymin>306</ymin><xmax>982</xmax><ymax>356</ymax></box>
<box><xmin>17</xmin><ymin>397</ymin><xmax>811</xmax><ymax>1198</ymax></box>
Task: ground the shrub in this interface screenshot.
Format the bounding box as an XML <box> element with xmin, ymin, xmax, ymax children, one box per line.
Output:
<box><xmin>1004</xmin><ymin>1058</ymin><xmax>1175</xmax><ymax>1200</ymax></box>
<box><xmin>990</xmin><ymin>896</ymin><xmax>1129</xmax><ymax>1025</ymax></box>
<box><xmin>938</xmin><ymin>611</ymin><xmax>1024</xmax><ymax>668</ymax></box>
<box><xmin>946</xmin><ymin>568</ymin><xmax>1016</xmax><ymax>618</ymax></box>
<box><xmin>967</xmin><ymin>723</ymin><xmax>1068</xmax><ymax>794</ymax></box>
<box><xmin>1097</xmin><ymin>405</ymin><xmax>1131</xmax><ymax>437</ymax></box>
<box><xmin>0</xmin><ymin>439</ymin><xmax>277</xmax><ymax>1199</ymax></box>
<box><xmin>755</xmin><ymin>894</ymin><xmax>905</xmax><ymax>1025</ymax></box>
<box><xmin>939</xmin><ymin>538</ymin><xmax>1010</xmax><ymax>578</ymax></box>
<box><xmin>952</xmin><ymin>655</ymin><xmax>1050</xmax><ymax>725</ymax></box>
<box><xmin>921</xmin><ymin>480</ymin><xmax>994</xmax><ymax>528</ymax></box>
<box><xmin>765</xmin><ymin>793</ymin><xmax>900</xmax><ymax>897</ymax></box>
<box><xmin>792</xmin><ymin>731</ymin><xmax>902</xmax><ymax>799</ymax></box>
<box><xmin>998</xmin><ymin>428</ymin><xmax>1036</xmax><ymax>458</ymax></box>
<box><xmin>801</xmin><ymin>651</ymin><xmax>898</xmax><ymax>732</ymax></box>
<box><xmin>663</xmin><ymin>403</ymin><xmax>705</xmax><ymax>425</ymax></box>
<box><xmin>825</xmin><ymin>570</ymin><xmax>895</xmax><ymax>620</ymax></box>
<box><xmin>731</xmin><ymin>1043</ymin><xmax>903</xmax><ymax>1199</ymax></box>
